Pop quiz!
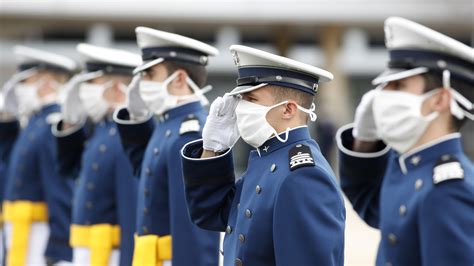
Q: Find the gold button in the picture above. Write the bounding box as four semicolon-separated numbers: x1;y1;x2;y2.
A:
142;226;149;233
415;179;423;190
245;209;252;218
388;233;397;245
270;164;276;172
235;258;243;266
238;234;245;243
256;185;262;194
145;167;151;176
410;156;421;165
99;144;107;153
399;205;407;216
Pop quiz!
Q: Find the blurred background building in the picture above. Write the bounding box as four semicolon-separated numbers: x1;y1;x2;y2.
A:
1;0;473;264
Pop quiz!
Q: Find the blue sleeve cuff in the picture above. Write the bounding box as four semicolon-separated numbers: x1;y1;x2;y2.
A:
337;124;390;180
0;119;19;140
114;107;155;145
181;139;235;187
53;120;88;177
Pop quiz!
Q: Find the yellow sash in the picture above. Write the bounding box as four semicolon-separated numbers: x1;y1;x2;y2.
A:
70;224;121;266
132;234;172;266
3;201;48;266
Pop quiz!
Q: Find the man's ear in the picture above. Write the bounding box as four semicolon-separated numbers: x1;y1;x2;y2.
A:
281;101;298;120
171;70;188;89
433;88;452;113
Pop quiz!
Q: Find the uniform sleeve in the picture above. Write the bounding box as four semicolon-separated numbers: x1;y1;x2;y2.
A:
0;119;20;203
419;179;474;265
113;145;138;266
53;120;88;177
273;167;346;266
336;124;390;228
181;139;236;232
0;119;19;165
114;107;155;177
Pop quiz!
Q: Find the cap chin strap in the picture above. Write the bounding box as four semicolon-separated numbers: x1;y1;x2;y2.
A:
443;70;474;121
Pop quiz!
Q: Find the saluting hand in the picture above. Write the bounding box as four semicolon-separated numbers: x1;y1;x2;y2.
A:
1;68;38;116
125;74;149;119
353;88;380;141
202;94;240;153
62;71;103;125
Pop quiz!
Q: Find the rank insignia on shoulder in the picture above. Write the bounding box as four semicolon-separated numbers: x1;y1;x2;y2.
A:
289;144;315;171
433;155;464;185
179;116;201;135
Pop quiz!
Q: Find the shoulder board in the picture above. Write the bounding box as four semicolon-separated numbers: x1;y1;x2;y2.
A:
433;155;464;185
179;114;201;135
46;112;62;125
289;144;315;171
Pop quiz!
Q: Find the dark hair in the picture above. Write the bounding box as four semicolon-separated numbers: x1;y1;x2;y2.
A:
269;85;314;122
422;72;473;131
163;61;208;88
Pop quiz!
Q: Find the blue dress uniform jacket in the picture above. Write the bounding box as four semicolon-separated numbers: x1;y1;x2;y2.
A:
2;104;73;262
337;125;474;266
115;101;220;266
55;118;137;266
181;126;346;266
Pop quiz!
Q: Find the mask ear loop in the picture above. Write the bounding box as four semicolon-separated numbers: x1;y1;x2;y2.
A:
274;128;290;143
443;70;474;121
186;77;211;106
268;100;291;143
297;102;318;122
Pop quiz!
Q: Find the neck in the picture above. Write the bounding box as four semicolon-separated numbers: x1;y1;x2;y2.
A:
407;117;455;153
273;120;307;134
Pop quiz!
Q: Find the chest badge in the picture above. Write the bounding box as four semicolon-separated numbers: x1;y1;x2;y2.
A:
289;144;315;171
433;155;464;184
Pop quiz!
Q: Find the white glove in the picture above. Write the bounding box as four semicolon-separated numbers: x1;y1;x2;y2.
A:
62;71;103;124
1;68;38;115
353;88;380;141
203;94;240;152
126;74;149;119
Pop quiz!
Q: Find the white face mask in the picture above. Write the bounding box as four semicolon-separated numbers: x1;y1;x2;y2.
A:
235;99;317;149
372;89;439;153
79;82;111;123
14;82;42;117
139;71;210;115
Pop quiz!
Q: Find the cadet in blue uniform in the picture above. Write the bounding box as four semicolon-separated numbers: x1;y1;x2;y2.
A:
0;46;77;265
113;27;220;266
181;45;346;266
52;44;141;266
0;72;26;264
336;17;474;265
